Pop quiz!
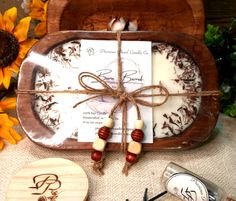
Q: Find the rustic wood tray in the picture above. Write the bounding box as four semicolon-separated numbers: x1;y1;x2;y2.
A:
17;31;219;151
47;0;205;40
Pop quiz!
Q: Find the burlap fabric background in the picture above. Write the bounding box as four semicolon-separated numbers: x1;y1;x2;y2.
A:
0;114;236;200
1;1;236;200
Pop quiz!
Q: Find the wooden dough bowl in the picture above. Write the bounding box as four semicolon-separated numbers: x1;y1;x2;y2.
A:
47;0;205;40
17;31;219;151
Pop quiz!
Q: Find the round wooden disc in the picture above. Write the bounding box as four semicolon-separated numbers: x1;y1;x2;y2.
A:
6;158;88;201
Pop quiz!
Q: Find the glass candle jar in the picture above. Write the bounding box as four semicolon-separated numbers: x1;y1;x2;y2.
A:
162;162;235;201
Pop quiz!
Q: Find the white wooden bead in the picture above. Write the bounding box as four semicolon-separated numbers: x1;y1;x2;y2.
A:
128;141;142;155
92;138;107;152
135;120;144;129
103;117;114;128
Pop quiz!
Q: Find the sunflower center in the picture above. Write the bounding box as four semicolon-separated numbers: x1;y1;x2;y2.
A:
0;30;19;68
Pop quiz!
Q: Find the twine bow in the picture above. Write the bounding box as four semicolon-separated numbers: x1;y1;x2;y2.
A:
73;71;169;151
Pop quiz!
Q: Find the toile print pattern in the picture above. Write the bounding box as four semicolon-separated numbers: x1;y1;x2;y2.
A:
152;42;202;137
33;40;82;138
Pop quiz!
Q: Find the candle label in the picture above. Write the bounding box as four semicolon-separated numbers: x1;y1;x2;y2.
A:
76;39;153;143
166;173;209;201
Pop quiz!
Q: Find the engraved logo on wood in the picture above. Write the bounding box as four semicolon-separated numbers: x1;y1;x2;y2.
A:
29;174;61;201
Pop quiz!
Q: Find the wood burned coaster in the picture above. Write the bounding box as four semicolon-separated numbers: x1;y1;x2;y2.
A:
17;31;219;151
6;158;89;201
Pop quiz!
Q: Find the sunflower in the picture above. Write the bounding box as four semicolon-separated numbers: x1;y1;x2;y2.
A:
29;0;48;37
0;97;21;150
0;7;37;89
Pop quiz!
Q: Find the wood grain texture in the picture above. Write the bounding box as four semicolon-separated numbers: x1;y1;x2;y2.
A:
205;0;236;27
17;31;219;151
47;0;205;40
6;158;88;201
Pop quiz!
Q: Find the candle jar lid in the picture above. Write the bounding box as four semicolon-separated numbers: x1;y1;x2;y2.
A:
162;162;229;201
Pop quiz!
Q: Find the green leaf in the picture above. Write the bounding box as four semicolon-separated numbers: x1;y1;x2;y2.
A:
223;104;236;117
205;20;236;118
204;24;224;47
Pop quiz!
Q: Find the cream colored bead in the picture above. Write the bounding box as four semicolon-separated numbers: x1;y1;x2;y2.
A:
135;120;144;129
92;138;107;152
128;141;142;155
103;117;114;128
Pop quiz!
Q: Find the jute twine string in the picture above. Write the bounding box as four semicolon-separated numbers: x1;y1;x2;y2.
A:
16;32;220;175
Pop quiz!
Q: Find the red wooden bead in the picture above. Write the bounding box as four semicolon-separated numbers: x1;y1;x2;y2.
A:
126;152;137;164
98;126;110;140
131;129;144;142
91;150;102;161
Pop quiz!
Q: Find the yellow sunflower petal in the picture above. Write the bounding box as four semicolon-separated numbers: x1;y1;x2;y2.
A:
30;0;44;10
0;13;4;30
8;62;19;74
29;10;43;21
29;0;45;21
8;116;19;125
4;7;17;24
0;126;16;144
0;97;16;110
0;113;8;120
3;7;17;32
2;68;12;89
34;21;46;37
0;139;4;150
0;114;15;127
42;1;48;21
9;127;22;142
19;39;37;59
13;16;31;42
14;56;22;67
0;69;3;86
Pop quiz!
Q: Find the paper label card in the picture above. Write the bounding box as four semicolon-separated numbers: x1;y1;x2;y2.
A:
75;39;153;143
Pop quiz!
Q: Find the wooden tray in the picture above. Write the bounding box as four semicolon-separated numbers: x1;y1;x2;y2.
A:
47;0;205;40
17;31;219;151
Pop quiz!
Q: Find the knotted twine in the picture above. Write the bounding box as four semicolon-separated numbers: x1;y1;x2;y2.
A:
16;32;220;175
